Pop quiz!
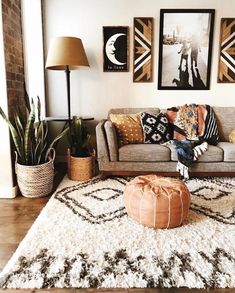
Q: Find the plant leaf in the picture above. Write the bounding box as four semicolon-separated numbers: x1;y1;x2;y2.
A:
0;107;25;163
37;96;41;122
45;126;69;161
24;98;35;164
14;113;25;160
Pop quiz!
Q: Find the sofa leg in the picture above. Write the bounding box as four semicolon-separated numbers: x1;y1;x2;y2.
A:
100;172;108;180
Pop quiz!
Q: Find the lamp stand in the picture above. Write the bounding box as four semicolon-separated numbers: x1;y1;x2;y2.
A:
65;65;71;122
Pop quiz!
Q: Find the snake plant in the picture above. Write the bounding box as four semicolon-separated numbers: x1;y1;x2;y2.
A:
68;116;91;157
0;97;68;165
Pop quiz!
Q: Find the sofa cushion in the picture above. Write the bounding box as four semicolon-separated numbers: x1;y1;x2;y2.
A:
217;142;235;162
166;144;223;162
140;112;172;144
109;113;143;146
119;144;171;162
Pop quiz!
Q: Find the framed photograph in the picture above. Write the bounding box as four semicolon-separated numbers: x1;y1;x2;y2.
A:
218;18;235;83
133;17;153;82
103;26;129;72
158;9;215;90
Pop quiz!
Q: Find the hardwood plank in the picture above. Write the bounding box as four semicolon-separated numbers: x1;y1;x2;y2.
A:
0;243;18;271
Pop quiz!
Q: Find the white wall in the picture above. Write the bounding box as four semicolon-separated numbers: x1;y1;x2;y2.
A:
43;0;235;120
0;1;15;198
22;0;46;117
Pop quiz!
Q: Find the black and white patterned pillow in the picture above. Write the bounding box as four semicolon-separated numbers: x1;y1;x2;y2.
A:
140;112;172;144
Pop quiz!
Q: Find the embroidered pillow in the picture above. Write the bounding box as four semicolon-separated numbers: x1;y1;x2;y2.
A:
109;113;144;146
140;112;172;144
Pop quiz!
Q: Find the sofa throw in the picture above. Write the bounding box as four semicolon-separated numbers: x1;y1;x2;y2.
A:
171;139;208;180
166;104;218;180
167;104;198;141
109;113;144;146
197;104;219;145
140;112;172;144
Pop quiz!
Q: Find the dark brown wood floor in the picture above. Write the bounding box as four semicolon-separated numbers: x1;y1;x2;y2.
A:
0;167;233;293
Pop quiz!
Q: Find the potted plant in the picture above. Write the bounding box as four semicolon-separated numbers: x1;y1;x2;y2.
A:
67;116;94;181
0;97;68;198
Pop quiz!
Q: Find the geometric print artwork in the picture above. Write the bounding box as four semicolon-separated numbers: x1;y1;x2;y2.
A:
133;17;153;82
140;112;172;144
218;18;235;83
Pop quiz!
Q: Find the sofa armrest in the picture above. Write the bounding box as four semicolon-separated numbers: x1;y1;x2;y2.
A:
104;120;118;161
96;119;110;164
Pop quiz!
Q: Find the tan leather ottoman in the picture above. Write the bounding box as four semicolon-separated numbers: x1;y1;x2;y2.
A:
124;175;191;228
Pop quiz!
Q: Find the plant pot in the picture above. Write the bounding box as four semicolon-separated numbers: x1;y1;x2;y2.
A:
67;149;93;181
15;149;55;198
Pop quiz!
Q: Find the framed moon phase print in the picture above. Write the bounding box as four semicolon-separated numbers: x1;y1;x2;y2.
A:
103;26;129;72
158;9;215;90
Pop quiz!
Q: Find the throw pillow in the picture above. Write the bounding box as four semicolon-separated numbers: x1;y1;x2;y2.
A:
140;112;172;144
229;129;235;143
109;113;144;146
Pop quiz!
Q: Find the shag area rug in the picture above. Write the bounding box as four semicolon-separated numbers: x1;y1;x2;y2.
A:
0;176;235;289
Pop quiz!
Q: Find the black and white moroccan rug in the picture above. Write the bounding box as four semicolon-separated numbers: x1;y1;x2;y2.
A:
0;176;235;289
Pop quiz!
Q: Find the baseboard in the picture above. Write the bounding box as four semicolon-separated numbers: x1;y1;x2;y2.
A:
0;184;19;198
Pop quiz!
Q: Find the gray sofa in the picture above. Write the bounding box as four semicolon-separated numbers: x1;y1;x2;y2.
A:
96;107;235;178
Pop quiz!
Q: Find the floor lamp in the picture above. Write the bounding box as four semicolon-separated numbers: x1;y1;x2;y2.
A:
45;36;89;122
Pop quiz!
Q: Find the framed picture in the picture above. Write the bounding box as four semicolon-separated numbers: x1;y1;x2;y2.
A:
158;9;215;90
133;17;153;82
103;26;129;72
218;18;235;83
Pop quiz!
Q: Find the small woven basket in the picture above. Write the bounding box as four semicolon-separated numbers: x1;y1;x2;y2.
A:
15;149;55;198
67;149;93;181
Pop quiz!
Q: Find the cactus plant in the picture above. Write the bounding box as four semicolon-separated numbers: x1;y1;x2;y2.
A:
68;116;91;157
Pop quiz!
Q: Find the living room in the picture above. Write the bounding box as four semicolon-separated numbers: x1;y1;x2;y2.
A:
0;0;235;292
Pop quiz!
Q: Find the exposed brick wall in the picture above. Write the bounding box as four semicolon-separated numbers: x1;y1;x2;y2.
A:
1;0;26;118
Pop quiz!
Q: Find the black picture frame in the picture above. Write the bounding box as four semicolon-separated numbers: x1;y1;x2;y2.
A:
103;26;129;72
158;9;215;90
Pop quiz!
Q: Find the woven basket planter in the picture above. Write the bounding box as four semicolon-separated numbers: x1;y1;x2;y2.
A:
67;149;93;181
15;149;55;198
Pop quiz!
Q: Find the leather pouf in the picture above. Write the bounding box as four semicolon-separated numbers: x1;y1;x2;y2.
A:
124;175;191;229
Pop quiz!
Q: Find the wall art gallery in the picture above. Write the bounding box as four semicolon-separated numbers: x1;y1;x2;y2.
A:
103;10;233;90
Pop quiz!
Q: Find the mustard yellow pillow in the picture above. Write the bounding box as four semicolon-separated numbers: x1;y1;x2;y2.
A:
110;113;144;146
229;129;235;143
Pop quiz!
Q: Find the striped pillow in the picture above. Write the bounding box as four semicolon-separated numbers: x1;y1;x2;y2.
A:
200;105;219;145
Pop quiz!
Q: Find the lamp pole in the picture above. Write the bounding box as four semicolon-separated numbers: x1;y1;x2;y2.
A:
65;65;71;122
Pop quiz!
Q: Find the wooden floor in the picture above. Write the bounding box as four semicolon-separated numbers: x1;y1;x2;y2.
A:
0;168;233;293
